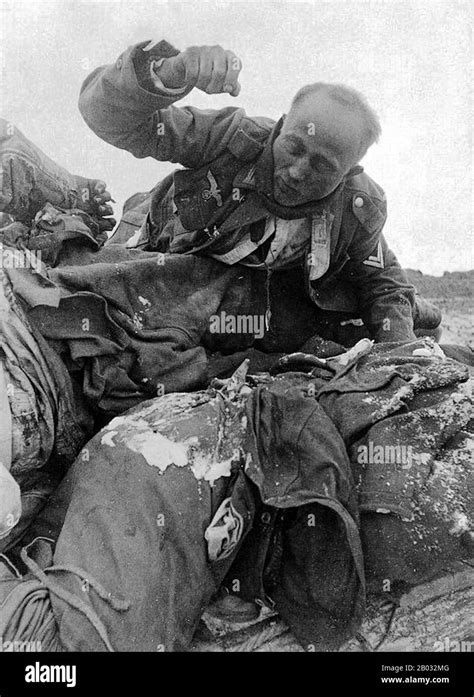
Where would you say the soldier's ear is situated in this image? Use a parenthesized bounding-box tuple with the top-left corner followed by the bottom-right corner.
(346, 165, 364, 178)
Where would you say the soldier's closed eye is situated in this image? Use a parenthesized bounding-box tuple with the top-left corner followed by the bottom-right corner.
(309, 155, 337, 172)
(284, 136, 305, 156)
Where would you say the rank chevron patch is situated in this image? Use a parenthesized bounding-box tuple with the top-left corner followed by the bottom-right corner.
(362, 241, 384, 268)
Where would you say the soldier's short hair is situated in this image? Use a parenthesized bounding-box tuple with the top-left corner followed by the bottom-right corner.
(290, 83, 382, 160)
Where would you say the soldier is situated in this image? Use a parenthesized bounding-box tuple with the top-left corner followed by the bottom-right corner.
(79, 39, 441, 345)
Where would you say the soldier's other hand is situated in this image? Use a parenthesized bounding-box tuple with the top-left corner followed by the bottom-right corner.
(160, 46, 242, 96)
(74, 177, 116, 232)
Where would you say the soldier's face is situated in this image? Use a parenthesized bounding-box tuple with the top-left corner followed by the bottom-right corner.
(272, 91, 366, 205)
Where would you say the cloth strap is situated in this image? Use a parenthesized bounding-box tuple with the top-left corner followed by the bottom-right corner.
(20, 544, 131, 652)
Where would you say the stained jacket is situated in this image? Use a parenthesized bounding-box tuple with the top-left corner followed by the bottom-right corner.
(79, 39, 417, 343)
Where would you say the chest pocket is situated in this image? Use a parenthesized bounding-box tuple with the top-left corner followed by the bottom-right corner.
(173, 153, 240, 231)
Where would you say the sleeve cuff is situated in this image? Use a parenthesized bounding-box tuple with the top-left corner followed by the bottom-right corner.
(149, 58, 188, 96)
(131, 39, 183, 95)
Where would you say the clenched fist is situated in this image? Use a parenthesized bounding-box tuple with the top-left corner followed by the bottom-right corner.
(155, 45, 242, 96)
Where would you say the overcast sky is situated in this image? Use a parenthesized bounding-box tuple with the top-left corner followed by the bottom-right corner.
(1, 0, 472, 274)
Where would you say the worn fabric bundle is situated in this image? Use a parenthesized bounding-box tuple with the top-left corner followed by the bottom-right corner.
(0, 256, 93, 551)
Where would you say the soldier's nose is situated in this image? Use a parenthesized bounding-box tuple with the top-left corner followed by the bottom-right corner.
(288, 159, 309, 182)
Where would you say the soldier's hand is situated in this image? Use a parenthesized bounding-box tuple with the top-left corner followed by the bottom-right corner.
(74, 177, 116, 232)
(158, 46, 242, 96)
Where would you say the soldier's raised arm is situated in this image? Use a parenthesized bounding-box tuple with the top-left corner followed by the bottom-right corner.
(78, 39, 244, 168)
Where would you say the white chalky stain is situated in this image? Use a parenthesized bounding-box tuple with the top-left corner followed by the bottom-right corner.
(138, 296, 151, 309)
(190, 453, 234, 486)
(101, 397, 235, 485)
(101, 431, 118, 447)
(410, 452, 431, 465)
(132, 312, 144, 330)
(449, 511, 470, 536)
(127, 431, 188, 471)
(104, 415, 127, 430)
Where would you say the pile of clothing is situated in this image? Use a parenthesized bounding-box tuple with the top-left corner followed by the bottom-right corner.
(1, 331, 472, 651)
(0, 254, 92, 551)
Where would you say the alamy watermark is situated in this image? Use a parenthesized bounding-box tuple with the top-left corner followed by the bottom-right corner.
(0, 636, 42, 652)
(432, 637, 473, 652)
(209, 311, 265, 339)
(356, 442, 414, 469)
(0, 244, 42, 272)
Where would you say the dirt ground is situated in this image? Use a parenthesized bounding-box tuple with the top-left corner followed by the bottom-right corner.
(406, 269, 473, 349)
(435, 296, 473, 348)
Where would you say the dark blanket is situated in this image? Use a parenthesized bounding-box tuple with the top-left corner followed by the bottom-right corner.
(5, 241, 351, 415)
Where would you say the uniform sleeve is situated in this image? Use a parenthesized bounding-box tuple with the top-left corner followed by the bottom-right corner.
(345, 236, 417, 343)
(78, 40, 246, 168)
(343, 186, 417, 343)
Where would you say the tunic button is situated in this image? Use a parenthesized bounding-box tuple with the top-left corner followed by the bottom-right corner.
(354, 196, 364, 208)
(116, 57, 123, 69)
